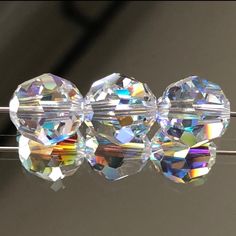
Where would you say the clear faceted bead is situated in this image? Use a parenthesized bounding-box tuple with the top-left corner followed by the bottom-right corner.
(85, 131, 150, 181)
(18, 132, 84, 181)
(9, 73, 84, 145)
(151, 130, 216, 183)
(84, 73, 157, 144)
(157, 76, 230, 146)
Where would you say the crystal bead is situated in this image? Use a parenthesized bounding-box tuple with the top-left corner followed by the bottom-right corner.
(157, 76, 230, 146)
(9, 73, 84, 145)
(18, 132, 84, 181)
(84, 73, 157, 144)
(151, 130, 216, 183)
(85, 131, 150, 181)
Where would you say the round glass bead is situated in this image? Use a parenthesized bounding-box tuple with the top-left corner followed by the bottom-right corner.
(9, 73, 84, 145)
(157, 76, 230, 146)
(84, 73, 157, 144)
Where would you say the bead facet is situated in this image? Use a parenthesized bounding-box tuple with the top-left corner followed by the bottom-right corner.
(85, 132, 150, 181)
(151, 130, 216, 183)
(18, 132, 84, 181)
(84, 73, 157, 144)
(9, 73, 84, 145)
(157, 76, 230, 146)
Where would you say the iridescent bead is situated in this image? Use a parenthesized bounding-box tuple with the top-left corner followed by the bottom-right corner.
(84, 73, 157, 144)
(18, 132, 84, 181)
(85, 131, 150, 181)
(9, 73, 84, 145)
(157, 76, 230, 146)
(151, 130, 216, 183)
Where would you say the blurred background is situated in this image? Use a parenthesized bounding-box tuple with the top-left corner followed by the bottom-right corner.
(1, 1, 236, 236)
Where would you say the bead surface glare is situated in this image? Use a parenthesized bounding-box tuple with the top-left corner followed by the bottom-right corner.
(151, 130, 216, 183)
(18, 132, 84, 181)
(85, 131, 150, 181)
(10, 73, 84, 145)
(157, 76, 230, 146)
(84, 73, 157, 144)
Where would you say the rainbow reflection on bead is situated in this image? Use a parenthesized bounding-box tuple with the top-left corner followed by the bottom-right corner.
(10, 73, 84, 145)
(157, 76, 230, 147)
(84, 73, 157, 144)
(151, 130, 216, 183)
(18, 133, 84, 181)
(85, 131, 150, 181)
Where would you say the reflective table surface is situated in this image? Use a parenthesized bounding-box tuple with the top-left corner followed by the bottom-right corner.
(0, 2, 236, 236)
